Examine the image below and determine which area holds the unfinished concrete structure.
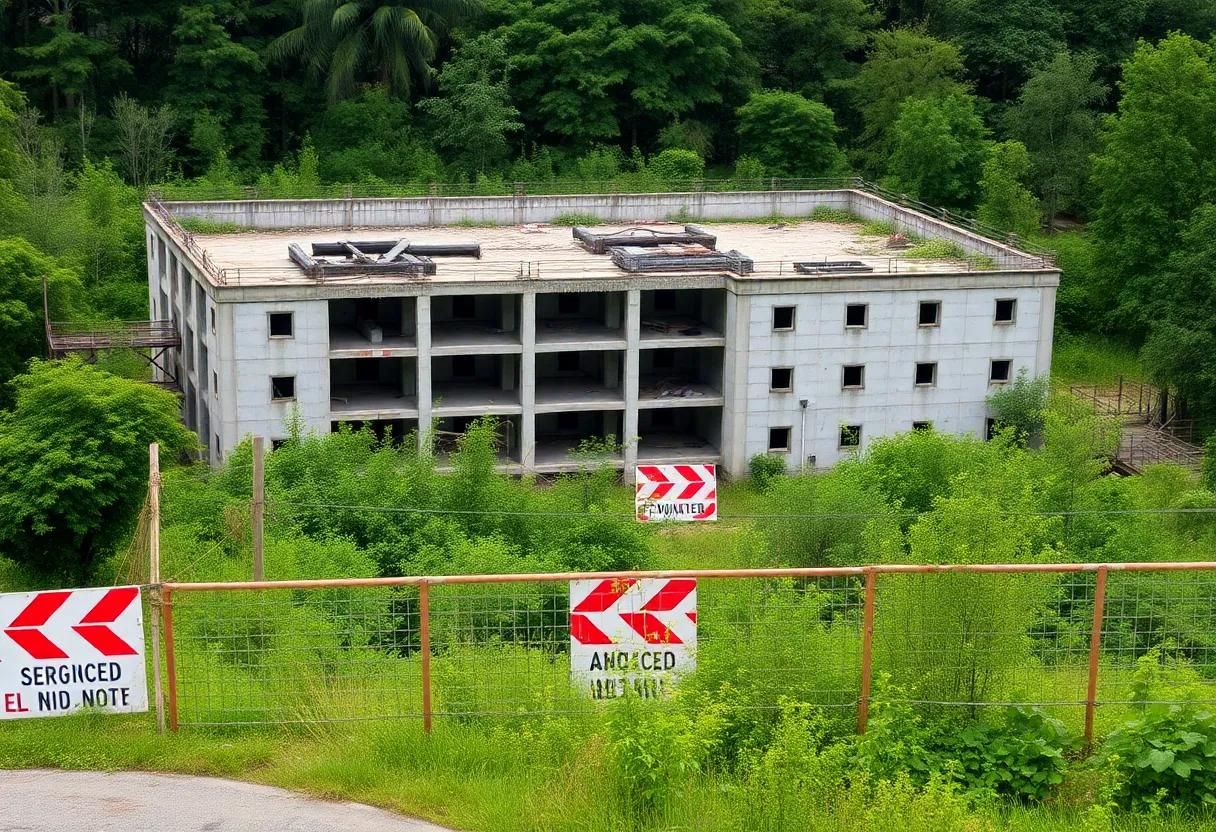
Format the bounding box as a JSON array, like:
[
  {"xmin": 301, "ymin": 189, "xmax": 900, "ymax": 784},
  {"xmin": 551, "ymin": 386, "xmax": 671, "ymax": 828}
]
[{"xmin": 145, "ymin": 188, "xmax": 1059, "ymax": 475}]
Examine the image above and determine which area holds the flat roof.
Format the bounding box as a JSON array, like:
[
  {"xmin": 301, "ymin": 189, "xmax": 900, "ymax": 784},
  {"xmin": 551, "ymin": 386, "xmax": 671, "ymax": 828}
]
[{"xmin": 182, "ymin": 221, "xmax": 994, "ymax": 288}]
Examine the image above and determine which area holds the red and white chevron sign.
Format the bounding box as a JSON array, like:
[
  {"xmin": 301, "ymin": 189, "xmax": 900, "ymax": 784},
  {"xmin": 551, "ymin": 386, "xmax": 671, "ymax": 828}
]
[
  {"xmin": 0, "ymin": 586, "xmax": 148, "ymax": 720},
  {"xmin": 635, "ymin": 464, "xmax": 717, "ymax": 522},
  {"xmin": 570, "ymin": 578, "xmax": 697, "ymax": 699}
]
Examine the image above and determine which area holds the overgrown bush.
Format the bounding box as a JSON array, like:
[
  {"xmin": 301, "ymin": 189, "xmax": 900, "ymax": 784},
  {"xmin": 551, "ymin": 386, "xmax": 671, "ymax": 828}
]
[
  {"xmin": 952, "ymin": 706, "xmax": 1073, "ymax": 800},
  {"xmin": 749, "ymin": 452, "xmax": 787, "ymax": 491},
  {"xmin": 906, "ymin": 238, "xmax": 968, "ymax": 259},
  {"xmin": 987, "ymin": 369, "xmax": 1050, "ymax": 444}
]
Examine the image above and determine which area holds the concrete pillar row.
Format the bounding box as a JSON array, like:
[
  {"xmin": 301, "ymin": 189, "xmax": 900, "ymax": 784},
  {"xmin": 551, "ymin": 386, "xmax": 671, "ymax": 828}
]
[
  {"xmin": 416, "ymin": 296, "xmax": 433, "ymax": 454},
  {"xmin": 623, "ymin": 289, "xmax": 641, "ymax": 470},
  {"xmin": 520, "ymin": 292, "xmax": 537, "ymax": 470}
]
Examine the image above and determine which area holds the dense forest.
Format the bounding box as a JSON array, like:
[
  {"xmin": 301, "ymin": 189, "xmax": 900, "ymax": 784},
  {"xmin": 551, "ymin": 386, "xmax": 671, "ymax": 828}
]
[{"xmin": 4, "ymin": 0, "xmax": 1216, "ymax": 423}]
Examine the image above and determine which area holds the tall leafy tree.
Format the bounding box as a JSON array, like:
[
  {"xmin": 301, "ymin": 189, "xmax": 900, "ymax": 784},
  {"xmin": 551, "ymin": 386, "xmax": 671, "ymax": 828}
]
[
  {"xmin": 928, "ymin": 0, "xmax": 1066, "ymax": 101},
  {"xmin": 14, "ymin": 6, "xmax": 130, "ymax": 117},
  {"xmin": 419, "ymin": 35, "xmax": 521, "ymax": 174},
  {"xmin": 736, "ymin": 90, "xmax": 845, "ymax": 177},
  {"xmin": 1055, "ymin": 0, "xmax": 1149, "ymax": 74},
  {"xmin": 1005, "ymin": 51, "xmax": 1106, "ymax": 230},
  {"xmin": 268, "ymin": 0, "xmax": 474, "ymax": 102},
  {"xmin": 848, "ymin": 27, "xmax": 969, "ymax": 175},
  {"xmin": 0, "ymin": 358, "xmax": 195, "ymax": 578},
  {"xmin": 0, "ymin": 238, "xmax": 81, "ymax": 406},
  {"xmin": 741, "ymin": 0, "xmax": 877, "ymax": 96},
  {"xmin": 976, "ymin": 140, "xmax": 1040, "ymax": 238},
  {"xmin": 887, "ymin": 92, "xmax": 989, "ymax": 208},
  {"xmin": 1089, "ymin": 34, "xmax": 1216, "ymax": 333},
  {"xmin": 480, "ymin": 0, "xmax": 741, "ymax": 146}
]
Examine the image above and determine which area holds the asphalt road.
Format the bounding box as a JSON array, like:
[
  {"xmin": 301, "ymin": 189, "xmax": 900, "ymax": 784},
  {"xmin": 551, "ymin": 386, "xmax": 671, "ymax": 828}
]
[{"xmin": 0, "ymin": 770, "xmax": 451, "ymax": 832}]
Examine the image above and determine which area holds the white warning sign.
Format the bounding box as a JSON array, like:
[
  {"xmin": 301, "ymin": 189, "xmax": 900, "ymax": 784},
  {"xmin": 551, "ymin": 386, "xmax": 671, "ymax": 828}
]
[
  {"xmin": 0, "ymin": 586, "xmax": 148, "ymax": 719},
  {"xmin": 636, "ymin": 465, "xmax": 717, "ymax": 522},
  {"xmin": 570, "ymin": 578, "xmax": 697, "ymax": 699}
]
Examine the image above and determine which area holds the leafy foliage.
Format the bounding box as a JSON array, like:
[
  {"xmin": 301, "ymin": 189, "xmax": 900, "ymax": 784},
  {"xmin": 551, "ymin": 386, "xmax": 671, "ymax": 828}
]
[
  {"xmin": 953, "ymin": 707, "xmax": 1073, "ymax": 799},
  {"xmin": 748, "ymin": 452, "xmax": 787, "ymax": 491},
  {"xmin": 977, "ymin": 140, "xmax": 1040, "ymax": 237},
  {"xmin": 987, "ymin": 369, "xmax": 1050, "ymax": 443},
  {"xmin": 0, "ymin": 238, "xmax": 80, "ymax": 406},
  {"xmin": 736, "ymin": 90, "xmax": 845, "ymax": 177},
  {"xmin": 887, "ymin": 92, "xmax": 990, "ymax": 208}
]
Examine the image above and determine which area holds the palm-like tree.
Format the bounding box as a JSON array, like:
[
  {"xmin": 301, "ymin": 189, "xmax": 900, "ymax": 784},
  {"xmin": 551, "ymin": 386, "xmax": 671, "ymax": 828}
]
[{"xmin": 269, "ymin": 0, "xmax": 474, "ymax": 102}]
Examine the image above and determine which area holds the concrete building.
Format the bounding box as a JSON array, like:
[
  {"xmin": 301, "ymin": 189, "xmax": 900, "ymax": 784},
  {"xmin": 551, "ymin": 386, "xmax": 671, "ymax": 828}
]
[{"xmin": 144, "ymin": 188, "xmax": 1059, "ymax": 476}]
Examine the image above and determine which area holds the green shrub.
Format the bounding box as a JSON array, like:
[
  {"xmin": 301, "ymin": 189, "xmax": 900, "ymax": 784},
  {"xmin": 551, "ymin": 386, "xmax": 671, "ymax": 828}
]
[
  {"xmin": 748, "ymin": 452, "xmax": 788, "ymax": 491},
  {"xmin": 906, "ymin": 238, "xmax": 968, "ymax": 259},
  {"xmin": 987, "ymin": 369, "xmax": 1050, "ymax": 444},
  {"xmin": 732, "ymin": 155, "xmax": 766, "ymax": 183},
  {"xmin": 861, "ymin": 219, "xmax": 895, "ymax": 236},
  {"xmin": 952, "ymin": 706, "xmax": 1072, "ymax": 800},
  {"xmin": 176, "ymin": 216, "xmax": 246, "ymax": 234},
  {"xmin": 810, "ymin": 205, "xmax": 857, "ymax": 223},
  {"xmin": 649, "ymin": 148, "xmax": 705, "ymax": 181},
  {"xmin": 552, "ymin": 211, "xmax": 602, "ymax": 225}
]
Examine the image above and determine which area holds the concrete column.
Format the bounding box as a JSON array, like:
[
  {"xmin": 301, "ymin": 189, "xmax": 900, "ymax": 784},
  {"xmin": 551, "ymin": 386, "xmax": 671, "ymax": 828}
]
[
  {"xmin": 500, "ymin": 293, "xmax": 516, "ymax": 332},
  {"xmin": 416, "ymin": 296, "xmax": 432, "ymax": 454},
  {"xmin": 401, "ymin": 297, "xmax": 416, "ymax": 337},
  {"xmin": 605, "ymin": 292, "xmax": 622, "ymax": 329},
  {"xmin": 603, "ymin": 350, "xmax": 620, "ymax": 388},
  {"xmin": 500, "ymin": 354, "xmax": 516, "ymax": 391},
  {"xmin": 719, "ymin": 289, "xmax": 750, "ymax": 477},
  {"xmin": 623, "ymin": 289, "xmax": 641, "ymax": 469},
  {"xmin": 520, "ymin": 293, "xmax": 536, "ymax": 470},
  {"xmin": 402, "ymin": 357, "xmax": 417, "ymax": 396}
]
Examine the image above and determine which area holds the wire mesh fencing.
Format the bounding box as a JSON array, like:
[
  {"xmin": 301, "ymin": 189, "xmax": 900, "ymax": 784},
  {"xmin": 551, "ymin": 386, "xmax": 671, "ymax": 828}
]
[{"xmin": 159, "ymin": 564, "xmax": 1216, "ymax": 736}]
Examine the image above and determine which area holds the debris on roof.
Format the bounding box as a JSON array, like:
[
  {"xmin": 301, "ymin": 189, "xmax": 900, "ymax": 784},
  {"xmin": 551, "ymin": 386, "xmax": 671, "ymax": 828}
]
[
  {"xmin": 288, "ymin": 238, "xmax": 481, "ymax": 279},
  {"xmin": 793, "ymin": 260, "xmax": 875, "ymax": 275},
  {"xmin": 611, "ymin": 244, "xmax": 754, "ymax": 275},
  {"xmin": 574, "ymin": 224, "xmax": 716, "ymax": 254}
]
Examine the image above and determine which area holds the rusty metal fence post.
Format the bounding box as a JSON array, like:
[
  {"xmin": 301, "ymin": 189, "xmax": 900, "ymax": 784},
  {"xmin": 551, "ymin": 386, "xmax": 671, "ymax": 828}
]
[
  {"xmin": 163, "ymin": 588, "xmax": 179, "ymax": 733},
  {"xmin": 858, "ymin": 568, "xmax": 877, "ymax": 734},
  {"xmin": 420, "ymin": 581, "xmax": 432, "ymax": 733},
  {"xmin": 1085, "ymin": 566, "xmax": 1108, "ymax": 746}
]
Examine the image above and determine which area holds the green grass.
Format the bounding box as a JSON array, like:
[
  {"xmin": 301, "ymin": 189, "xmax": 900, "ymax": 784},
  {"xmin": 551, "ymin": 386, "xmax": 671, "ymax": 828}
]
[
  {"xmin": 809, "ymin": 205, "xmax": 859, "ymax": 223},
  {"xmin": 906, "ymin": 238, "xmax": 968, "ymax": 260},
  {"xmin": 176, "ymin": 216, "xmax": 247, "ymax": 234},
  {"xmin": 860, "ymin": 219, "xmax": 896, "ymax": 236},
  {"xmin": 1052, "ymin": 333, "xmax": 1144, "ymax": 387},
  {"xmin": 451, "ymin": 217, "xmax": 499, "ymax": 228},
  {"xmin": 0, "ymin": 713, "xmax": 1207, "ymax": 832},
  {"xmin": 550, "ymin": 211, "xmax": 602, "ymax": 226}
]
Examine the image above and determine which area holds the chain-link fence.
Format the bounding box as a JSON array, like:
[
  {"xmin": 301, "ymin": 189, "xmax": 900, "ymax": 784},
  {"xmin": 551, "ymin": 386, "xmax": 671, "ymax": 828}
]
[{"xmin": 157, "ymin": 564, "xmax": 1216, "ymax": 740}]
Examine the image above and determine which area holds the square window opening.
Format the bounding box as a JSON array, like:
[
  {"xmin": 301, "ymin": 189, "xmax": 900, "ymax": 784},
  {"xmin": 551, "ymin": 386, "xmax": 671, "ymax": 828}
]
[
  {"xmin": 770, "ymin": 367, "xmax": 793, "ymax": 392},
  {"xmin": 915, "ymin": 362, "xmax": 937, "ymax": 386},
  {"xmin": 271, "ymin": 438, "xmax": 288, "ymax": 451},
  {"xmin": 452, "ymin": 355, "xmax": 476, "ymax": 377},
  {"xmin": 557, "ymin": 293, "xmax": 580, "ymax": 315},
  {"xmin": 842, "ymin": 364, "xmax": 865, "ymax": 389},
  {"xmin": 209, "ymin": 307, "xmax": 216, "ymax": 333},
  {"xmin": 840, "ymin": 424, "xmax": 862, "ymax": 448},
  {"xmin": 995, "ymin": 298, "xmax": 1017, "ymax": 323},
  {"xmin": 271, "ymin": 376, "xmax": 295, "ymax": 401},
  {"xmin": 912, "ymin": 421, "xmax": 933, "ymax": 431},
  {"xmin": 654, "ymin": 290, "xmax": 677, "ymax": 312},
  {"xmin": 557, "ymin": 352, "xmax": 581, "ymax": 372},
  {"xmin": 990, "ymin": 359, "xmax": 1012, "ymax": 383},
  {"xmin": 452, "ymin": 296, "xmax": 477, "ymax": 319},
  {"xmin": 845, "ymin": 304, "xmax": 868, "ymax": 328},
  {"xmin": 773, "ymin": 306, "xmax": 795, "ymax": 331},
  {"xmin": 269, "ymin": 312, "xmax": 294, "ymax": 338},
  {"xmin": 918, "ymin": 301, "xmax": 941, "ymax": 327},
  {"xmin": 768, "ymin": 426, "xmax": 791, "ymax": 453}
]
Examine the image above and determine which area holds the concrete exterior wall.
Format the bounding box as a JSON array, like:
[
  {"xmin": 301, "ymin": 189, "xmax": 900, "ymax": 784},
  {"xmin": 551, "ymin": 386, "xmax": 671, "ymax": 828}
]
[{"xmin": 742, "ymin": 285, "xmax": 1054, "ymax": 469}]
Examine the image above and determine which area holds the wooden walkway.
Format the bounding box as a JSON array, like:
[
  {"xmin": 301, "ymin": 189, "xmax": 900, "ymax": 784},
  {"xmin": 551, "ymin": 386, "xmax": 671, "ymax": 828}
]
[{"xmin": 1070, "ymin": 379, "xmax": 1204, "ymax": 474}]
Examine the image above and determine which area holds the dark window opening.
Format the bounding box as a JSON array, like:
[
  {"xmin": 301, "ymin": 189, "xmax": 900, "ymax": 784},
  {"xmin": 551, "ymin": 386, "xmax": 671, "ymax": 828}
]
[
  {"xmin": 652, "ymin": 350, "xmax": 676, "ymax": 370},
  {"xmin": 558, "ymin": 293, "xmax": 580, "ymax": 315},
  {"xmin": 355, "ymin": 358, "xmax": 379, "ymax": 383},
  {"xmin": 452, "ymin": 356, "xmax": 476, "ymax": 377},
  {"xmin": 773, "ymin": 306, "xmax": 795, "ymax": 331},
  {"xmin": 452, "ymin": 296, "xmax": 476, "ymax": 319},
  {"xmin": 990, "ymin": 359, "xmax": 1012, "ymax": 383},
  {"xmin": 840, "ymin": 424, "xmax": 861, "ymax": 448},
  {"xmin": 995, "ymin": 298, "xmax": 1016, "ymax": 323},
  {"xmin": 986, "ymin": 418, "xmax": 998, "ymax": 440},
  {"xmin": 915, "ymin": 362, "xmax": 937, "ymax": 386},
  {"xmin": 770, "ymin": 367, "xmax": 793, "ymax": 391},
  {"xmin": 768, "ymin": 426, "xmax": 791, "ymax": 452},
  {"xmin": 271, "ymin": 376, "xmax": 295, "ymax": 401},
  {"xmin": 845, "ymin": 304, "xmax": 868, "ymax": 328},
  {"xmin": 557, "ymin": 412, "xmax": 579, "ymax": 432},
  {"xmin": 918, "ymin": 301, "xmax": 941, "ymax": 326},
  {"xmin": 654, "ymin": 290, "xmax": 677, "ymax": 311},
  {"xmin": 842, "ymin": 365, "xmax": 865, "ymax": 389},
  {"xmin": 271, "ymin": 438, "xmax": 288, "ymax": 451},
  {"xmin": 912, "ymin": 421, "xmax": 933, "ymax": 431}
]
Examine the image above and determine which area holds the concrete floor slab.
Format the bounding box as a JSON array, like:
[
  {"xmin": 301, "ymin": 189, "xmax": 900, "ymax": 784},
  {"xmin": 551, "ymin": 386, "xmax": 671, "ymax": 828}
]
[
  {"xmin": 330, "ymin": 385, "xmax": 419, "ymax": 418},
  {"xmin": 430, "ymin": 323, "xmax": 521, "ymax": 355},
  {"xmin": 0, "ymin": 769, "xmax": 448, "ymax": 832},
  {"xmin": 431, "ymin": 383, "xmax": 521, "ymax": 414},
  {"xmin": 637, "ymin": 434, "xmax": 720, "ymax": 464},
  {"xmin": 535, "ymin": 320, "xmax": 627, "ymax": 352},
  {"xmin": 534, "ymin": 439, "xmax": 623, "ymax": 471},
  {"xmin": 330, "ymin": 326, "xmax": 417, "ymax": 357},
  {"xmin": 535, "ymin": 377, "xmax": 626, "ymax": 411},
  {"xmin": 637, "ymin": 377, "xmax": 723, "ymax": 408}
]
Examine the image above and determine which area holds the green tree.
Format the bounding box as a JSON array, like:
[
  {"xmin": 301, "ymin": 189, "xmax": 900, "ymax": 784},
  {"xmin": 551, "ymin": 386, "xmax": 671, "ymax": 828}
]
[
  {"xmin": 1089, "ymin": 34, "xmax": 1216, "ymax": 334},
  {"xmin": 976, "ymin": 140, "xmax": 1040, "ymax": 237},
  {"xmin": 0, "ymin": 238, "xmax": 81, "ymax": 407},
  {"xmin": 1140, "ymin": 205, "xmax": 1216, "ymax": 422},
  {"xmin": 887, "ymin": 92, "xmax": 989, "ymax": 208},
  {"xmin": 735, "ymin": 90, "xmax": 845, "ymax": 177},
  {"xmin": 0, "ymin": 359, "xmax": 195, "ymax": 579},
  {"xmin": 742, "ymin": 0, "xmax": 876, "ymax": 96},
  {"xmin": 418, "ymin": 35, "xmax": 521, "ymax": 175},
  {"xmin": 648, "ymin": 148, "xmax": 705, "ymax": 181},
  {"xmin": 311, "ymin": 85, "xmax": 442, "ymax": 182},
  {"xmin": 268, "ymin": 0, "xmax": 473, "ymax": 102},
  {"xmin": 1005, "ymin": 51, "xmax": 1106, "ymax": 231},
  {"xmin": 482, "ymin": 0, "xmax": 742, "ymax": 145},
  {"xmin": 929, "ymin": 0, "xmax": 1066, "ymax": 102},
  {"xmin": 848, "ymin": 27, "xmax": 970, "ymax": 175},
  {"xmin": 986, "ymin": 368, "xmax": 1050, "ymax": 444},
  {"xmin": 167, "ymin": 2, "xmax": 268, "ymax": 172},
  {"xmin": 1056, "ymin": 0, "xmax": 1149, "ymax": 73},
  {"xmin": 14, "ymin": 11, "xmax": 130, "ymax": 118}
]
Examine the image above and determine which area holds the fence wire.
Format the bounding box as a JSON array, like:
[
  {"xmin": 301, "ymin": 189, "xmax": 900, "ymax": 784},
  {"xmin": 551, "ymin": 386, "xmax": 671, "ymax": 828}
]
[{"xmin": 162, "ymin": 566, "xmax": 1216, "ymax": 731}]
